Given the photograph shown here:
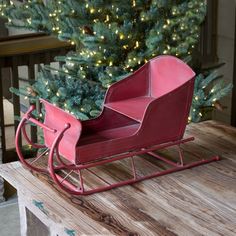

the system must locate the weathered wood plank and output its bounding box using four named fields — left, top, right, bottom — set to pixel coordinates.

left=1, top=162, right=115, bottom=235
